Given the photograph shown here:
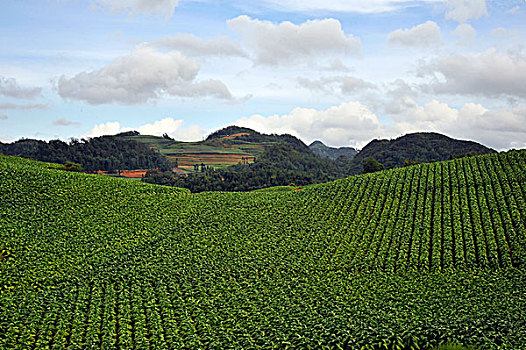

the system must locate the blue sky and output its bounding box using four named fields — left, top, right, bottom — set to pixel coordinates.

left=1, top=0, right=525, bottom=149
